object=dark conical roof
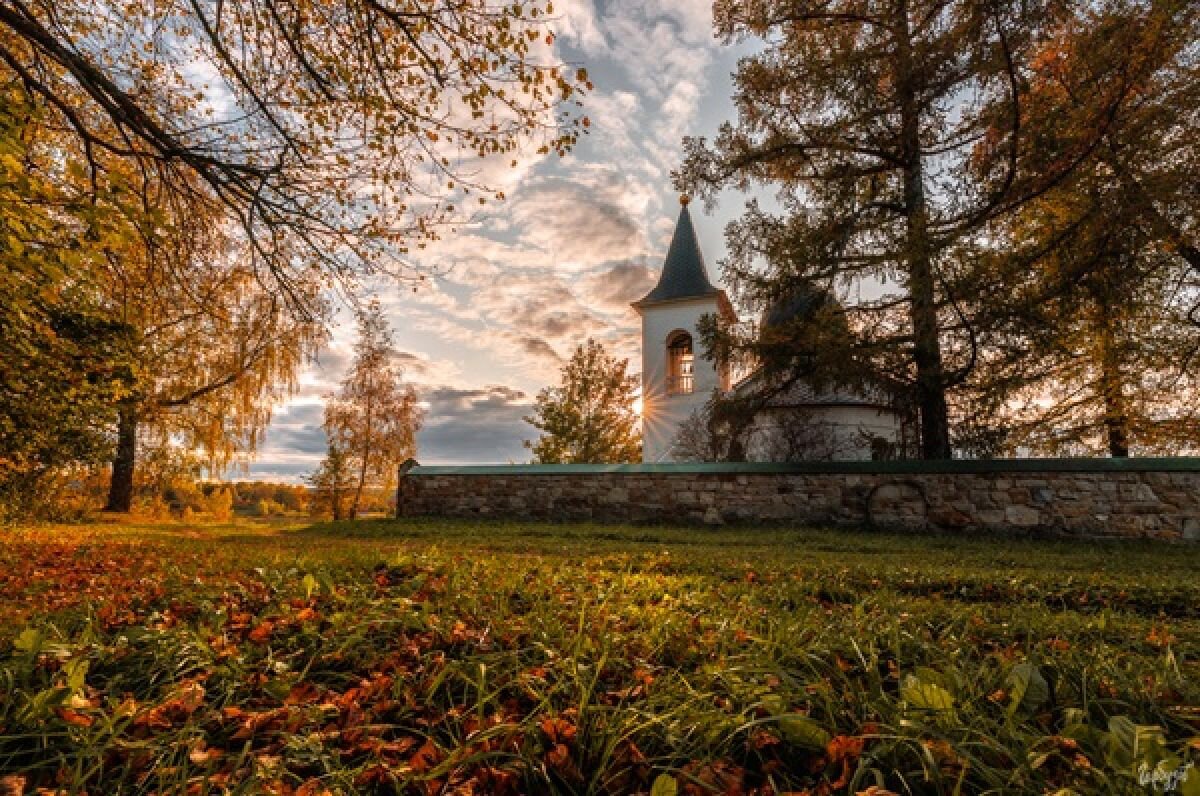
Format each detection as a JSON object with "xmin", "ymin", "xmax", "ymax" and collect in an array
[
  {"xmin": 760, "ymin": 285, "xmax": 841, "ymax": 330},
  {"xmin": 635, "ymin": 198, "xmax": 719, "ymax": 306}
]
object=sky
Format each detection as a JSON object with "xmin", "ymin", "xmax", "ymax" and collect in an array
[{"xmin": 246, "ymin": 0, "xmax": 753, "ymax": 481}]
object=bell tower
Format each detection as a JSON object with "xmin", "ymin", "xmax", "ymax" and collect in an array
[{"xmin": 632, "ymin": 196, "xmax": 734, "ymax": 462}]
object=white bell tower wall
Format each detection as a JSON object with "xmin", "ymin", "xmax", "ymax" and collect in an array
[{"xmin": 639, "ymin": 296, "xmax": 727, "ymax": 462}]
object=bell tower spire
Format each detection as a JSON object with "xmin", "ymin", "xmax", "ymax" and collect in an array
[{"xmin": 633, "ymin": 197, "xmax": 718, "ymax": 309}]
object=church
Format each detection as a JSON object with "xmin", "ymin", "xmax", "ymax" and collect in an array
[{"xmin": 632, "ymin": 197, "xmax": 909, "ymax": 463}]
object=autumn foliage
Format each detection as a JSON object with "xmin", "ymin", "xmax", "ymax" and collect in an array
[{"xmin": 0, "ymin": 0, "xmax": 588, "ymax": 517}]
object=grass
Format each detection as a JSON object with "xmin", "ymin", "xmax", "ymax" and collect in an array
[{"xmin": 1, "ymin": 517, "xmax": 1198, "ymax": 795}]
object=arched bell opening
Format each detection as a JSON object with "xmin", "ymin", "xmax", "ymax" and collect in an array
[{"xmin": 666, "ymin": 330, "xmax": 694, "ymax": 395}]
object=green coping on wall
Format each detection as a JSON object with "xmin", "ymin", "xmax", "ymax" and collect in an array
[{"xmin": 403, "ymin": 458, "xmax": 1200, "ymax": 476}]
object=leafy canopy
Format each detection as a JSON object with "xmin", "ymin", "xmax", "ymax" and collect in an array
[
  {"xmin": 0, "ymin": 90, "xmax": 130, "ymax": 516},
  {"xmin": 962, "ymin": 0, "xmax": 1200, "ymax": 456},
  {"xmin": 525, "ymin": 339, "xmax": 641, "ymax": 464},
  {"xmin": 0, "ymin": 0, "xmax": 590, "ymax": 308},
  {"xmin": 677, "ymin": 0, "xmax": 1064, "ymax": 458}
]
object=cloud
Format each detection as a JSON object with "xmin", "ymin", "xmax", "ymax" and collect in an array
[
  {"xmin": 579, "ymin": 261, "xmax": 657, "ymax": 310},
  {"xmin": 427, "ymin": 384, "xmax": 528, "ymax": 415},
  {"xmin": 380, "ymin": 346, "xmax": 465, "ymax": 385},
  {"xmin": 462, "ymin": 267, "xmax": 613, "ymax": 347},
  {"xmin": 555, "ymin": 0, "xmax": 608, "ymax": 55},
  {"xmin": 260, "ymin": 423, "xmax": 326, "ymax": 456},
  {"xmin": 417, "ymin": 384, "xmax": 535, "ymax": 464},
  {"xmin": 616, "ymin": 0, "xmax": 713, "ymax": 47},
  {"xmin": 509, "ymin": 173, "xmax": 645, "ymax": 268},
  {"xmin": 247, "ymin": 402, "xmax": 328, "ymax": 481},
  {"xmin": 249, "ymin": 380, "xmax": 538, "ymax": 479},
  {"xmin": 513, "ymin": 334, "xmax": 563, "ymax": 364}
]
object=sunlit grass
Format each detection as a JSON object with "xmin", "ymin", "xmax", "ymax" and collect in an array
[{"xmin": 1, "ymin": 517, "xmax": 1198, "ymax": 793}]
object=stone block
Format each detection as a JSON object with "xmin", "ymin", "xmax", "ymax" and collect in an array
[
  {"xmin": 1134, "ymin": 483, "xmax": 1159, "ymax": 502},
  {"xmin": 1005, "ymin": 505, "xmax": 1040, "ymax": 527},
  {"xmin": 977, "ymin": 509, "xmax": 1004, "ymax": 526}
]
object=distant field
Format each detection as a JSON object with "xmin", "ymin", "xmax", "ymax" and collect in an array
[{"xmin": 1, "ymin": 518, "xmax": 1198, "ymax": 794}]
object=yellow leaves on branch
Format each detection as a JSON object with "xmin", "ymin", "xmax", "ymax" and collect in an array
[{"xmin": 0, "ymin": 0, "xmax": 592, "ymax": 286}]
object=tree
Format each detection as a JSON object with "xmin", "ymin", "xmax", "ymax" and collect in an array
[
  {"xmin": 524, "ymin": 339, "xmax": 641, "ymax": 463},
  {"xmin": 94, "ymin": 165, "xmax": 326, "ymax": 512},
  {"xmin": 0, "ymin": 0, "xmax": 589, "ymax": 310},
  {"xmin": 2, "ymin": 0, "xmax": 590, "ymax": 510},
  {"xmin": 965, "ymin": 218, "xmax": 1200, "ymax": 457},
  {"xmin": 676, "ymin": 0, "xmax": 1068, "ymax": 459},
  {"xmin": 0, "ymin": 75, "xmax": 325, "ymax": 513},
  {"xmin": 965, "ymin": 0, "xmax": 1200, "ymax": 457},
  {"xmin": 308, "ymin": 441, "xmax": 355, "ymax": 521},
  {"xmin": 323, "ymin": 301, "xmax": 422, "ymax": 518},
  {"xmin": 975, "ymin": 0, "xmax": 1200, "ymax": 284},
  {"xmin": 0, "ymin": 88, "xmax": 130, "ymax": 517}
]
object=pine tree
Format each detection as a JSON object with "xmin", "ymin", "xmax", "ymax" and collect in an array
[
  {"xmin": 524, "ymin": 340, "xmax": 642, "ymax": 464},
  {"xmin": 676, "ymin": 0, "xmax": 1062, "ymax": 459},
  {"xmin": 966, "ymin": 0, "xmax": 1200, "ymax": 456}
]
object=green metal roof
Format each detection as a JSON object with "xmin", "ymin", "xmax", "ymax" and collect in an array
[
  {"xmin": 406, "ymin": 458, "xmax": 1200, "ymax": 476},
  {"xmin": 635, "ymin": 201, "xmax": 719, "ymax": 306}
]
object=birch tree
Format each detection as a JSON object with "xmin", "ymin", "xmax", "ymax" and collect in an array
[{"xmin": 323, "ymin": 301, "xmax": 421, "ymax": 518}]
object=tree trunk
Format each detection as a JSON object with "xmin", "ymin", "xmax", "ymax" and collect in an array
[
  {"xmin": 350, "ymin": 466, "xmax": 366, "ymax": 519},
  {"xmin": 104, "ymin": 402, "xmax": 138, "ymax": 512},
  {"xmin": 1103, "ymin": 395, "xmax": 1131, "ymax": 458},
  {"xmin": 331, "ymin": 486, "xmax": 344, "ymax": 521},
  {"xmin": 895, "ymin": 0, "xmax": 952, "ymax": 459},
  {"xmin": 1095, "ymin": 296, "xmax": 1131, "ymax": 458},
  {"xmin": 726, "ymin": 433, "xmax": 748, "ymax": 463},
  {"xmin": 350, "ymin": 392, "xmax": 373, "ymax": 519}
]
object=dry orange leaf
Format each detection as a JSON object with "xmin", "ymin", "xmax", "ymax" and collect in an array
[
  {"xmin": 56, "ymin": 708, "xmax": 93, "ymax": 728},
  {"xmin": 248, "ymin": 621, "xmax": 275, "ymax": 643}
]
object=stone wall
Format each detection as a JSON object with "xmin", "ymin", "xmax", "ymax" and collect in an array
[{"xmin": 396, "ymin": 461, "xmax": 1200, "ymax": 540}]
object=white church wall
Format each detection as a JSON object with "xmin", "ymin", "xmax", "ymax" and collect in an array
[
  {"xmin": 639, "ymin": 296, "xmax": 725, "ymax": 462},
  {"xmin": 745, "ymin": 405, "xmax": 905, "ymax": 462}
]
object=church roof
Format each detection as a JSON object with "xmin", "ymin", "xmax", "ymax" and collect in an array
[
  {"xmin": 634, "ymin": 197, "xmax": 720, "ymax": 307},
  {"xmin": 760, "ymin": 285, "xmax": 842, "ymax": 330}
]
